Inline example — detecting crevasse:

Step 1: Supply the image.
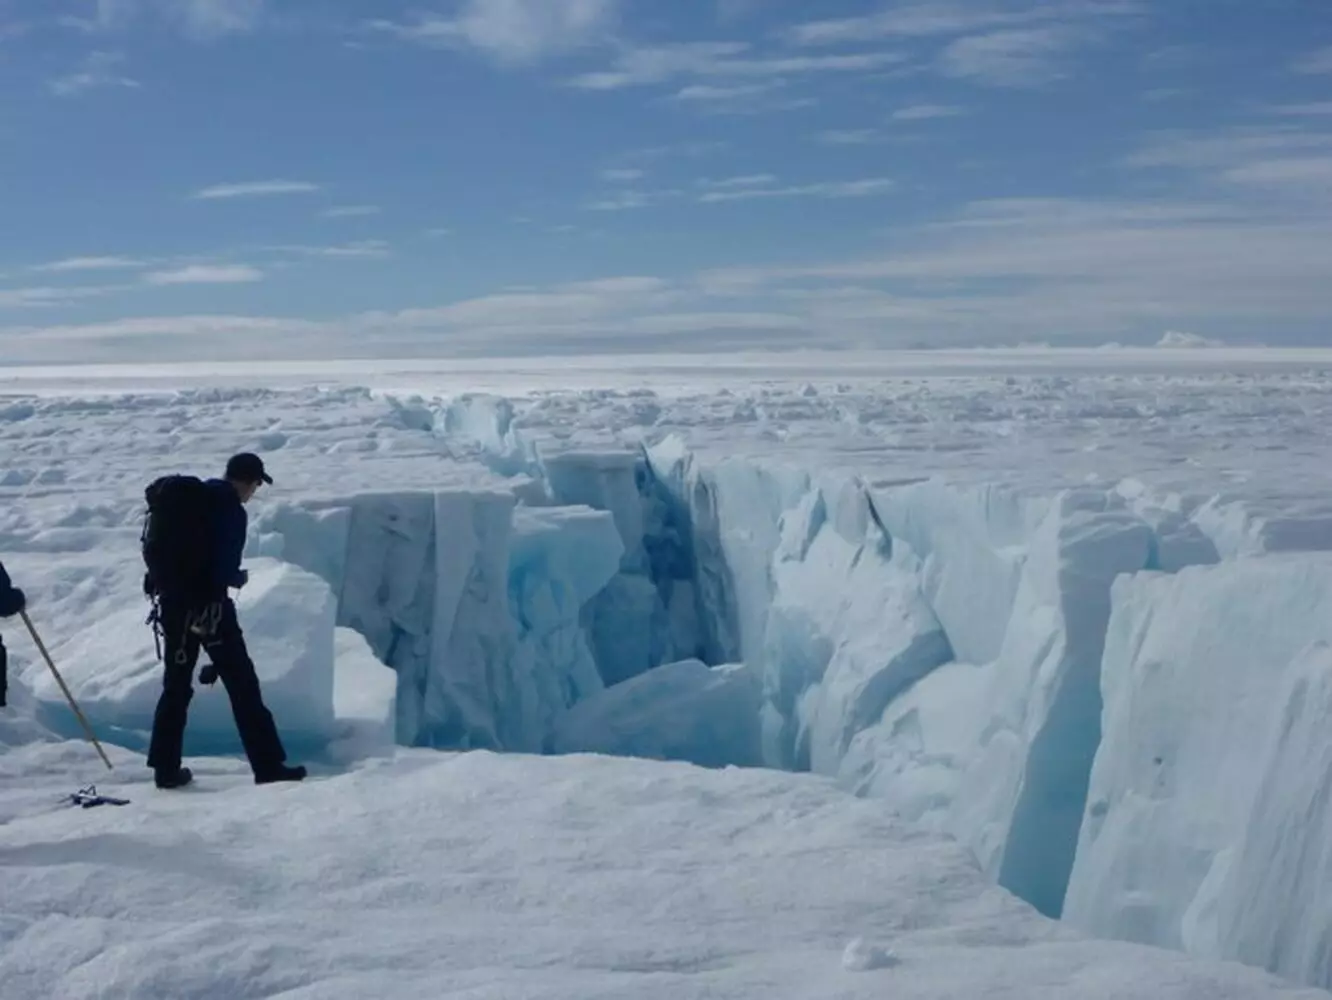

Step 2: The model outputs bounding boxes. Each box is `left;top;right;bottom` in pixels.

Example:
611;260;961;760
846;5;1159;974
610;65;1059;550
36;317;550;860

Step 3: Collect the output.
248;390;1332;993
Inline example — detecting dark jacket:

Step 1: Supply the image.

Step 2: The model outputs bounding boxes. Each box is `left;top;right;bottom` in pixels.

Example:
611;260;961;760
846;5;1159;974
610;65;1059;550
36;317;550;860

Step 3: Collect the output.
204;479;249;595
0;559;25;618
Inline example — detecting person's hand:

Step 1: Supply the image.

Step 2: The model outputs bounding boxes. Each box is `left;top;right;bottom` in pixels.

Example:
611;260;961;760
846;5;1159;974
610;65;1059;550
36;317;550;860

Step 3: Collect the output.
1;588;25;618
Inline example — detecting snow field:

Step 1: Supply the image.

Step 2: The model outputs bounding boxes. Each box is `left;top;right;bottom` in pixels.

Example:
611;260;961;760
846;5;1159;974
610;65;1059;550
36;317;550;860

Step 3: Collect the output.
5;363;1332;993
2;745;1329;1000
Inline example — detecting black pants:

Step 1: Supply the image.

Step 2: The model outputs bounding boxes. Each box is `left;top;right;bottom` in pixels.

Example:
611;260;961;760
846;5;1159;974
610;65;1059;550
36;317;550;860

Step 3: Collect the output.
0;634;7;708
146;598;287;777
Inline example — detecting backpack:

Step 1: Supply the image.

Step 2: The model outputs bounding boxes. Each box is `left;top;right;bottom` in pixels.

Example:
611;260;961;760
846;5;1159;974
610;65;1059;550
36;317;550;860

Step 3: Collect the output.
141;475;217;601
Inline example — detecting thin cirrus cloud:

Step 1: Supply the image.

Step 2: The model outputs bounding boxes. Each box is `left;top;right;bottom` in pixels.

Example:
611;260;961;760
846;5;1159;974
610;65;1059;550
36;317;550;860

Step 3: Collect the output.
81;0;268;40
321;205;382;218
32;256;146;273
569;42;904;91
788;1;1140;44
892;103;967;120
585;174;893;210
0;284;122;308
939;26;1090;86
142;264;265;285
48;50;140;97
367;0;619;65
191;180;322;200
1292;45;1332;75
697;177;895;202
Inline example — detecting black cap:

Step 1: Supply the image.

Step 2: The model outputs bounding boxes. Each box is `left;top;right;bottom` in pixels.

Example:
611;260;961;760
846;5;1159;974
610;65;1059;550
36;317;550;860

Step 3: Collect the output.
225;452;273;485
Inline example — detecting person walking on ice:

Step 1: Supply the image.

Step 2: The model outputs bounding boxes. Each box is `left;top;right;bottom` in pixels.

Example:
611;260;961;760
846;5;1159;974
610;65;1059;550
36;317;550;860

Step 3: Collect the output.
142;453;306;789
0;559;26;708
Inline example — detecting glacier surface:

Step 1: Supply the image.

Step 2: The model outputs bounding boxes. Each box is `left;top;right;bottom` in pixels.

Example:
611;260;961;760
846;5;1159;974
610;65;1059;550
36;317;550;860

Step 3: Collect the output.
6;376;1332;993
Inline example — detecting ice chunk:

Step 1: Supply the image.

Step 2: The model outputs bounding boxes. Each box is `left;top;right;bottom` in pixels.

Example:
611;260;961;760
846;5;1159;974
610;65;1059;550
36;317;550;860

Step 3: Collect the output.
539;450;679;683
764;476;952;774
333;626;396;730
509;504;622;738
581;573;674;686
435;392;536;476
838;659;994;828
876;479;1039;665
422;491;523;750
548;659;762;769
952;491;1154;919
1063;555;1332;969
326;626;398;763
268;489;629;754
1216;641;1332;990
20;557;337;755
319;489;526;750
542;451;645;571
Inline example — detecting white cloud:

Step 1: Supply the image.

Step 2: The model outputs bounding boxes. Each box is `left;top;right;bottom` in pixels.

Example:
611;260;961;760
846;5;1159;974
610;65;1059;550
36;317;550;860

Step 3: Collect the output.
695;191;1332;342
789;1;1139;46
2;275;811;361
91;0;266;39
698;178;895;202
570;42;902;91
321;205;381;218
143;264;264;285
1267;102;1332;117
49;50;139;97
192;180;322;200
816;128;880;145
8;176;1332;357
600;168;644;182
698;174;779;189
673;81;776;102
1293;45;1332;75
940;26;1085;86
33;255;145;273
669;80;816;115
587;173;895;210
585;189;681;211
0;285;119;308
369;0;618;65
892;103;967;120
791;2;1136;87
269;240;391;259
1125;126;1332;195
790;4;1043;45
1222;157;1332;189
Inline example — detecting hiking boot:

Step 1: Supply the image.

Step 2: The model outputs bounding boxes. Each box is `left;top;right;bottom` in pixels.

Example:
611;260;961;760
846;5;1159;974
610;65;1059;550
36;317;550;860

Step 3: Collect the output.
255;764;306;785
155;766;193;790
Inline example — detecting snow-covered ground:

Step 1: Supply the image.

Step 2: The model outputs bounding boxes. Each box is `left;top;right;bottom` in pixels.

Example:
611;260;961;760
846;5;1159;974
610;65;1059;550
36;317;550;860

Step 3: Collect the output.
4;349;1332;997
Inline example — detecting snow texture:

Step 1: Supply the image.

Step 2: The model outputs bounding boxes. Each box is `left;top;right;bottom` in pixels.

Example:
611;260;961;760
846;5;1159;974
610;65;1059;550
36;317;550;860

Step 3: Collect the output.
4;356;1332;993
4;747;1324;1000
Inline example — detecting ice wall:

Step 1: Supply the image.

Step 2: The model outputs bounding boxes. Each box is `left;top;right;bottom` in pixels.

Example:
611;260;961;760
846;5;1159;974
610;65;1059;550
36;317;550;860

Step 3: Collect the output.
645;442;1175;919
264;489;625;752
1063;557;1332;987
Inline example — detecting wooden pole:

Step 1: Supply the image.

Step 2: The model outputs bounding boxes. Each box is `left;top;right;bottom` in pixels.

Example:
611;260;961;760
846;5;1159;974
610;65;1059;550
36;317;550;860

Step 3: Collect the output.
19;610;114;770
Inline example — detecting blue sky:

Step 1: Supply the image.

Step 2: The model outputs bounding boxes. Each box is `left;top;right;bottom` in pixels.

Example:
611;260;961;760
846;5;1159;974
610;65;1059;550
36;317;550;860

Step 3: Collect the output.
1;0;1331;362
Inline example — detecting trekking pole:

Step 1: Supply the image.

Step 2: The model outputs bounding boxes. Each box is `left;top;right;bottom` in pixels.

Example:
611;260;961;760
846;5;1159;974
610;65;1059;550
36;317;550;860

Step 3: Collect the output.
19;610;114;771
